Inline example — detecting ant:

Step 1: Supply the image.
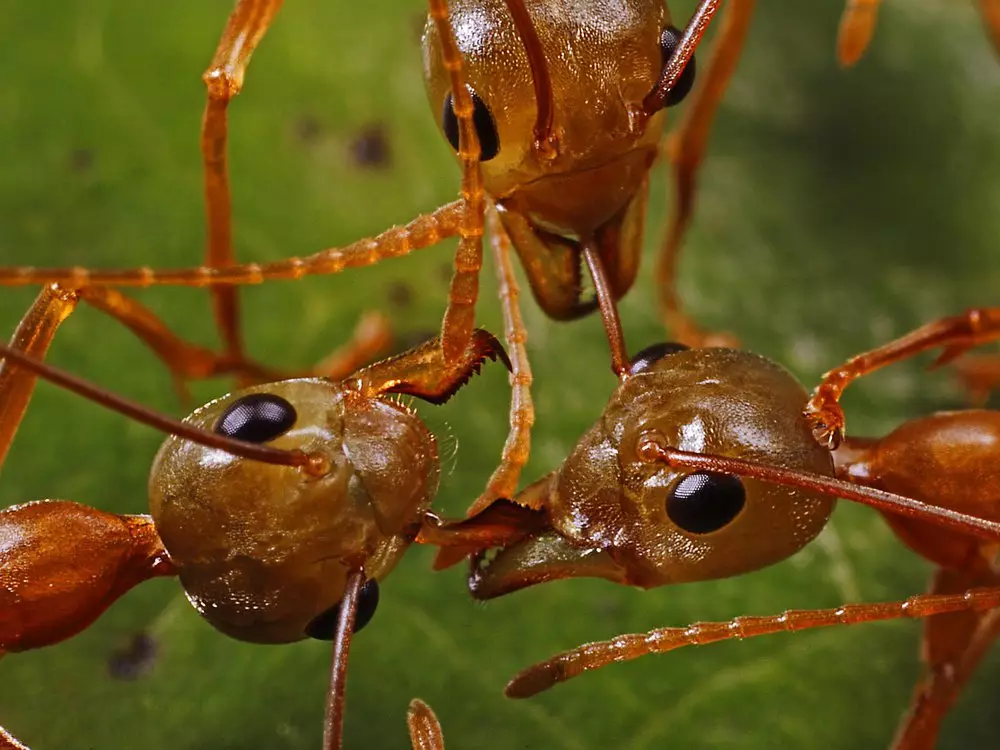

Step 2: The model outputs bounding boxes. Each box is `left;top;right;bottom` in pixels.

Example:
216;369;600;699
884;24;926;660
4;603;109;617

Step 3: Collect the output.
0;285;528;749
430;311;1000;749
0;0;718;515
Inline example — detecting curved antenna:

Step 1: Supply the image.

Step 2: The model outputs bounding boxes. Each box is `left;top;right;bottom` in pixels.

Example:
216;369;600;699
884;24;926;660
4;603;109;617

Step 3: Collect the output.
0;342;322;472
502;0;557;156
642;0;722;115
636;439;1000;543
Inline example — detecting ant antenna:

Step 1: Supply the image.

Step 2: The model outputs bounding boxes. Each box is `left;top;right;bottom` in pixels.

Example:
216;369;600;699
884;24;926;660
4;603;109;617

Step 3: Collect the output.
643;0;722;115
636;439;1000;543
0;342;324;473
502;0;557;156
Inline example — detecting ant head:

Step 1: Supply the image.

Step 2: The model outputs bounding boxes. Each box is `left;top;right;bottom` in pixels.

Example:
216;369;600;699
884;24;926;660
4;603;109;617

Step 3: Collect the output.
148;378;439;643
423;0;689;235
470;347;835;598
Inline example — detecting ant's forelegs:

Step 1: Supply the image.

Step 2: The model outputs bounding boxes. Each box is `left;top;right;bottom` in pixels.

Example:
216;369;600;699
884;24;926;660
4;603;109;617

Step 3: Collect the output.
890;567;1000;750
0;500;175;654
657;0;754;348
202;0;285;380
407;699;446;750
427;0;486;363
805;307;1000;447
837;0;882;67
504;586;1000;699
465;205;535;515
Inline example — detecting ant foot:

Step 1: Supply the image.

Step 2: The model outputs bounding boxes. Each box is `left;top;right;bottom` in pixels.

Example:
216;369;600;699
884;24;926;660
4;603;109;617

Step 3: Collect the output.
803;398;845;451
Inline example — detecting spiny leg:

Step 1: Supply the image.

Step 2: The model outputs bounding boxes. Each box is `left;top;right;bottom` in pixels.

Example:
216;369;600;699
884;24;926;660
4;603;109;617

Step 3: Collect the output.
466;204;535;515
837;0;882;67
428;0;486;362
505;586;1000;699
805;307;1000;447
0;201;463;289
658;0;755;347
407;699;446;750
890;566;1000;750
202;0;285;379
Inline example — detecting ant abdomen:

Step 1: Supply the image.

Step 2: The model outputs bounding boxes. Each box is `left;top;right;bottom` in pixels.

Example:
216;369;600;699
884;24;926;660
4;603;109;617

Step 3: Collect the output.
148;378;439;644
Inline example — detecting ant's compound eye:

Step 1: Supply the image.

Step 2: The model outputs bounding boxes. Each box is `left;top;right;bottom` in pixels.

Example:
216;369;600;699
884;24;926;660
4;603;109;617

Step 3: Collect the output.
214;393;297;443
442;88;500;162
629;342;690;374
667;472;745;534
659;26;697;107
305;580;381;640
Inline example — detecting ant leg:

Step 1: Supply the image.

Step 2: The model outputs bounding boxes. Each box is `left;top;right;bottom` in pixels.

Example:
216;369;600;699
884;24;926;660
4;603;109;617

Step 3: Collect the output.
951;353;1000;405
407;699;446;750
202;0;285;380
322;569;364;750
582;238;630;379
0;726;30;750
466;205;535;514
0;285;76;469
980;0;1000;57
0;500;175;654
889;567;1000;750
427;0;486;362
806;307;1000;447
657;0;754;348
837;0;882;66
0;201;464;289
504;586;1000;699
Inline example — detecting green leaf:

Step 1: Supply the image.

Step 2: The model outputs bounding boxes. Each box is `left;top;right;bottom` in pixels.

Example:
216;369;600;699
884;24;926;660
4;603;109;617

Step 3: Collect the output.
2;2;999;749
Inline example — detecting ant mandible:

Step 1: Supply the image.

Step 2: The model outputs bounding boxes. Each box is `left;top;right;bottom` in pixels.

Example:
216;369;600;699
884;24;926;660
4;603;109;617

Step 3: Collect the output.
0;0;718;515
432;311;1000;749
0;285;527;750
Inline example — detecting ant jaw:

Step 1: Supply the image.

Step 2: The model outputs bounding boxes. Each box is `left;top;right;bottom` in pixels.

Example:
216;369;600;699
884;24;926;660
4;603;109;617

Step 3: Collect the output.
468;529;626;600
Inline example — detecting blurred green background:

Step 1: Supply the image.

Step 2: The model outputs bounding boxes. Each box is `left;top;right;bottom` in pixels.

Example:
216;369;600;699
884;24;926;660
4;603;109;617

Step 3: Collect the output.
2;1;1000;748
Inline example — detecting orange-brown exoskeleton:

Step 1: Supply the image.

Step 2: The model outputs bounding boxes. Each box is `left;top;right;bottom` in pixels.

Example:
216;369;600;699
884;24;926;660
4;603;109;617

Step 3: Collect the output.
836;0;1000;68
433;315;1000;750
0;0;718;515
0;289;511;749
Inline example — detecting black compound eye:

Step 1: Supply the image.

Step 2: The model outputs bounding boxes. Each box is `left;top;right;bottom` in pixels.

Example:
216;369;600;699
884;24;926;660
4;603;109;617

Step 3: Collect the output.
214;393;297;443
629;342;690;374
305;580;381;640
442;88;500;161
667;472;745;534
659;26;697;107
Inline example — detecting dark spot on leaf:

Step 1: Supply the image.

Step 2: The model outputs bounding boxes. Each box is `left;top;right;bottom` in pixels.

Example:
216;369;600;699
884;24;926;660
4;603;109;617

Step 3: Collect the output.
349;124;391;169
68;148;94;174
107;632;158;680
386;280;415;310
294;115;323;146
